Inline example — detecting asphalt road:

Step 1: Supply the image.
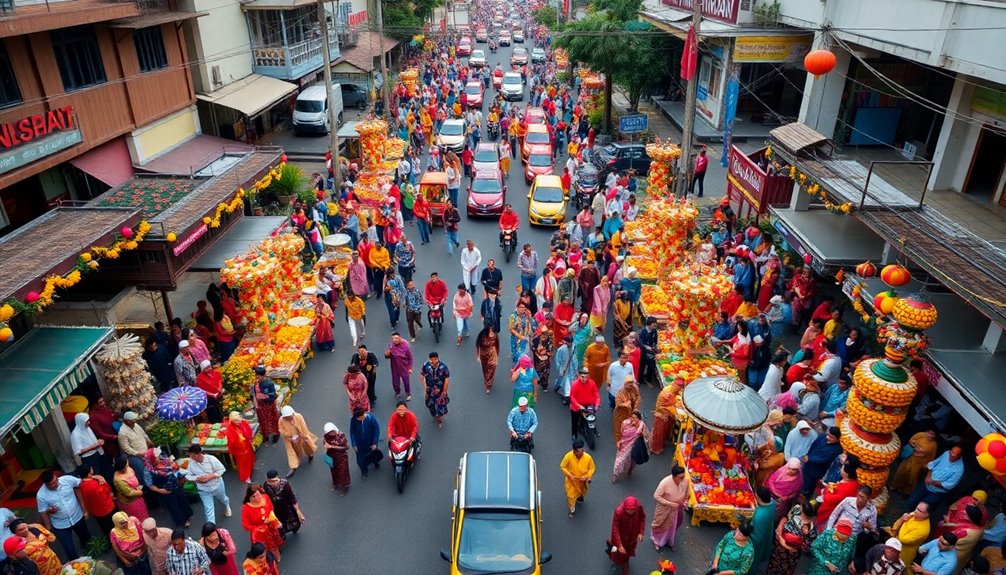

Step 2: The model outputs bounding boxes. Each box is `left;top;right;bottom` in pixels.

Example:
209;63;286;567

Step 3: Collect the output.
194;20;737;575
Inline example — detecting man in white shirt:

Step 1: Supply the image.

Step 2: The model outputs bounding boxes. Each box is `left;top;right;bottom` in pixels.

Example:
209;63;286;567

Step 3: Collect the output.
813;339;842;391
183;445;230;524
397;158;411;186
606;350;636;409
460;240;482;293
36;469;91;559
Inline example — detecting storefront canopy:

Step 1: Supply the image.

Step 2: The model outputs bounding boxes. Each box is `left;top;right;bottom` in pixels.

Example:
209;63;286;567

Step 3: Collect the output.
769;207;884;269
196;75;297;118
189;216;287;272
69;138;136;187
0;327;111;437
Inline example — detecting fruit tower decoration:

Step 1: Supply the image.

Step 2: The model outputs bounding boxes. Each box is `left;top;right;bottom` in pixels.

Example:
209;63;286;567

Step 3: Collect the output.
625;197;698;269
219;233;307;337
644;138;683;196
399;68;419;98
355;116;389;168
840;264;938;494
664;263;735;353
93;334;158;427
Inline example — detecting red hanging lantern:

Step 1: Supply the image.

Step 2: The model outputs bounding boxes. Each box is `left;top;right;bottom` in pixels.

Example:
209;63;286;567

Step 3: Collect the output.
804;49;837;77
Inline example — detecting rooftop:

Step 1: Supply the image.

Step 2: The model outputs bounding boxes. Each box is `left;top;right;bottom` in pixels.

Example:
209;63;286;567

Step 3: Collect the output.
461;451;533;510
0;0;139;37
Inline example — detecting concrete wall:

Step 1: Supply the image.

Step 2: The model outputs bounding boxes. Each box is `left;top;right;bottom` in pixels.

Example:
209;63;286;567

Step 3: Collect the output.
777;0;1006;86
180;0;254;95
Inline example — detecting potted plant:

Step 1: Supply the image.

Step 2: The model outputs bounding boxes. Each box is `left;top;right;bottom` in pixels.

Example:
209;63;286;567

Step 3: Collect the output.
147;419;189;456
269;164;307;205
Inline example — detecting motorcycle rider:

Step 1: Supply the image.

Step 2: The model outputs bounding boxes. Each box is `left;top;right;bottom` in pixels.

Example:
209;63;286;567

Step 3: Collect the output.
569;367;600;442
507;396;538;450
424;272;449;333
498;204;520;247
387;399;420;446
487;108;500;140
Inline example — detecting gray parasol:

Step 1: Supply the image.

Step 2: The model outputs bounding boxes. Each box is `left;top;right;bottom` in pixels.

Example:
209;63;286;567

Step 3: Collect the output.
681;376;770;434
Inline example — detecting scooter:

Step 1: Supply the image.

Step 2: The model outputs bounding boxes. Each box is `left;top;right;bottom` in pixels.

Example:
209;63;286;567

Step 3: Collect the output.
487;121;500;141
428;303;444;342
579;405;599;450
574;181;597;211
500;227;517;262
510;434;534;453
388;436;421;493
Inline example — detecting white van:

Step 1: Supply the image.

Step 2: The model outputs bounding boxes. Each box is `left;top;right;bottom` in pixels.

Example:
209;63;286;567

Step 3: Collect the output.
293;84;344;135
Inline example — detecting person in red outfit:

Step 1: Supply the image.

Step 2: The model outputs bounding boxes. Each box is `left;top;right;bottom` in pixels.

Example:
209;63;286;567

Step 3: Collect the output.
76;463;117;535
196;360;224;423
424;272;449;306
88;396;120;460
569;367;601;440
607;496;647;574
387;401;419;441
227;411;256;484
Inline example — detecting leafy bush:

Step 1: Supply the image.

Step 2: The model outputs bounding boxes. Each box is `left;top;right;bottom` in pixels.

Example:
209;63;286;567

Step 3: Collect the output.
148;420;188;449
268;164;308;201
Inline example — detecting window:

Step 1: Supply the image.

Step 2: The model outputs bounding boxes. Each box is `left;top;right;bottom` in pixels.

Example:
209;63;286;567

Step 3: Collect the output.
0;44;21;108
134;27;168;72
51;26;107;91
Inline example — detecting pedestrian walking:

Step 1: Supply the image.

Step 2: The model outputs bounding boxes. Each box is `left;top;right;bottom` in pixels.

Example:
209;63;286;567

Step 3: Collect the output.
421;352;451;428
349;408;383;479
531;324;553;391
141;518;172;575
313;294;335;352
475;326;500;394
402;279;424;341
480;287;503;333
343;364;370;414
510;355;539;408
143;448;194;529
240;542;277;575
277;406;317;478
710;522;756;575
183;445;230;525
239;485;283;563
385;332;414;400
444;204;461;255
225;412;255;484
517;244;539;294
751;486;778;573
35;470;92;561
554;335;575;398
384;270;404;328
348;251;369;301
651;466;688;551
765;502;817;575
584;335;610;391
165;529;211;575
198;523;239;575
350;345;380;406
114;455;150;521
612;411;647;483
323;423;351;494
251;367;280;445
807;520;856;575
343;291;366;347
452;284;474;344
560;439;595;518
369;241;391;299
460;240;481;293
262;470;305;537
607;496;647;575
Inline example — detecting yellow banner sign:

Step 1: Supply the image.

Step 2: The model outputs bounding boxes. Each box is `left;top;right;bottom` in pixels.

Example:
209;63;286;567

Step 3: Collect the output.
734;35;811;63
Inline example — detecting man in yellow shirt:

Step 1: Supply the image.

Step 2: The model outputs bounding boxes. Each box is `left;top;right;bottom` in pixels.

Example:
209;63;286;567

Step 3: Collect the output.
368;240;391;299
344;292;367;346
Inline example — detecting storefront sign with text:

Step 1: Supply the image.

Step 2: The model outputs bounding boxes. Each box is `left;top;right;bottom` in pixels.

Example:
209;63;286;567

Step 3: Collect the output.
173;224;208;256
0;129;82;175
0;107;77;151
660;0;739;24
733;35;811;63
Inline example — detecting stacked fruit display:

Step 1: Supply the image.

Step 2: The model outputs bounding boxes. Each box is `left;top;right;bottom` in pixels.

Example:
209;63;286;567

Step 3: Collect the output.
355;116;389;168
400;68;419;97
663;263;734;352
624;198;698;269
220;233;307;335
644;138;683;196
93;335;158;427
685;425;755;509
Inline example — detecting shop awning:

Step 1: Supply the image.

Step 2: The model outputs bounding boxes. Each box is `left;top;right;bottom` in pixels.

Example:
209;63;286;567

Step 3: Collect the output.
769;207;884;269
0;327;112;437
196;75;297;118
139;135;253;176
69;138;135;187
189;216;288;271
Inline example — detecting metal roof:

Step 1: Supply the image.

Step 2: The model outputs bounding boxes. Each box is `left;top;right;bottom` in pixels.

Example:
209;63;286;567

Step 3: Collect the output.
460;452;534;510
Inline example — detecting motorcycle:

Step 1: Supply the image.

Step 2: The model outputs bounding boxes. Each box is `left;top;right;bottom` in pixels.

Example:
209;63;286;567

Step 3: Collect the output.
487;121;500;141
510;434;534;453
388;436;421;493
579;405;599;450
500;228;517;262
574;183;596;211
428;303;444;343
492;73;503;91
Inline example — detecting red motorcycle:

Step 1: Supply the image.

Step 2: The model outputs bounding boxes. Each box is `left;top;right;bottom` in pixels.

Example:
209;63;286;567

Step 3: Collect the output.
388;435;421;493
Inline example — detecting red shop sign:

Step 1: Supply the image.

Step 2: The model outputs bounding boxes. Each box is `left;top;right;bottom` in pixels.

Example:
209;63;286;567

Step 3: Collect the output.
660;0;739;24
173;224;208;256
0;107;76;151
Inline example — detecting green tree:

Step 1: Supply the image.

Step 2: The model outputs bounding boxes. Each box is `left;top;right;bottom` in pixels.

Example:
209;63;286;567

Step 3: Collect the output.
554;13;631;134
591;0;642;23
380;0;443;38
613;22;672;111
533;5;558;27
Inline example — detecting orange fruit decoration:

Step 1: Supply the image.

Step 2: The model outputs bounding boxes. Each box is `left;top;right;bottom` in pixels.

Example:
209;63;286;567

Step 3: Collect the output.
880;264;912;287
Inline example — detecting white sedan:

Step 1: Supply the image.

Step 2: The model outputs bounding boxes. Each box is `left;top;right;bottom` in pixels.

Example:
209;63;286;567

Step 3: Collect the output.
469;49;487;68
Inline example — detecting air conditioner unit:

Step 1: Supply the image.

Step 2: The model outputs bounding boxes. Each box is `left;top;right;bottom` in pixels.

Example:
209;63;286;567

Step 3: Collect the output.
338;31;358;47
211;65;221;86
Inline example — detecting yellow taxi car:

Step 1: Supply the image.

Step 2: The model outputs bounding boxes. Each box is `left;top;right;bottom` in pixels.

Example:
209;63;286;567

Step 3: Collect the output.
526;174;567;226
440;451;552;574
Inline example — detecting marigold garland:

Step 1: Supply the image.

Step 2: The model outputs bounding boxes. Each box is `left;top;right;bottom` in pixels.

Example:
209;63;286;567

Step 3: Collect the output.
764;146;853;214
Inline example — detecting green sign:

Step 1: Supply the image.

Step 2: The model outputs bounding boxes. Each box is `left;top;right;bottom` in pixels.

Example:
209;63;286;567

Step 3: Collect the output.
972;86;1006;119
0;129;82;175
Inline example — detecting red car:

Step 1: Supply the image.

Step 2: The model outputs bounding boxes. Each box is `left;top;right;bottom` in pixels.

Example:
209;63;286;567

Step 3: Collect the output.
457;38;473;56
522;106;547;128
464;81;484;109
467;168;507;217
524;144;554;184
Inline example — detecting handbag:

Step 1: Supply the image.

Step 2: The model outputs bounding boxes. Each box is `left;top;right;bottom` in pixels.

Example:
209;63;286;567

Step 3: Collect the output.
630;434;650;465
323;453;335;468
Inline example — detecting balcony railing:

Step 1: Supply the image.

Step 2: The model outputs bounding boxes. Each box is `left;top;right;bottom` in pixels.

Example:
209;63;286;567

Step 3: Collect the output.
252;26;341;81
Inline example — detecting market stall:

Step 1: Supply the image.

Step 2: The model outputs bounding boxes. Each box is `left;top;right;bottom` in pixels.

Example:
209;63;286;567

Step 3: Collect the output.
676;376;768;526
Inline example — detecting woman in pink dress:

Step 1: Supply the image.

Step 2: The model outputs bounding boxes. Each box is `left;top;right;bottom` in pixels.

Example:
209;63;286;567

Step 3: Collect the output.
612;411;648;483
590;276;611;330
343;365;370;413
314;294;335;352
113;455;149;521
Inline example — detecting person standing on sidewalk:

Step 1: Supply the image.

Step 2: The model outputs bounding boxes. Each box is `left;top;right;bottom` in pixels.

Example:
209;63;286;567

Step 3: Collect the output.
183;445;230;524
690;148;708;197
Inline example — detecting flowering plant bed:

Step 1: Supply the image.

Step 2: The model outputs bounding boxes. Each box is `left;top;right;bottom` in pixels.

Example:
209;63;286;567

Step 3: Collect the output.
94;179;198;217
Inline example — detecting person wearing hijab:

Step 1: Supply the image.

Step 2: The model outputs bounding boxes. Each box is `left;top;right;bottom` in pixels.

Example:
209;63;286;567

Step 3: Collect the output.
651;466;688;551
767;457;805;510
323;423;351;494
808;519;857;575
784;420;818;460
70;413;109;481
650;378;682;455
936;490;989;538
226;412;255;484
277;405;318;478
109;512;151;575
608;496;646;574
510;355;539;408
143;448;193;528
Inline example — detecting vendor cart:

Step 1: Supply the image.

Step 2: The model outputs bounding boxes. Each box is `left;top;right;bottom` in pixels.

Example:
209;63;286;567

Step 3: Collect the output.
337;121;362;165
420;171;450;226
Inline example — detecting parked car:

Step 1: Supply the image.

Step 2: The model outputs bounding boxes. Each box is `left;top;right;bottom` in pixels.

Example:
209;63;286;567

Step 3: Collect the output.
473;142;501;173
440;452;552;574
293;84;343;135
464;81;484;109
591;142;653;177
511;46;528;66
499;30;512;46
527;175;567;226
524;144;555;184
437;119;467;153
340;83;368;110
501;72;523;101
466;169;507;217
531;48;546;63
513;29;525;43
469;49;487;68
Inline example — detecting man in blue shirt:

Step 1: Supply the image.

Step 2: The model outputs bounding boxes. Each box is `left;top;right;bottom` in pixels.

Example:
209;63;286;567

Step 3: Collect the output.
712;311;736;343
819;374;852;428
507;396;538;450
908;445;965;510
349;407;382;478
914;532;958;575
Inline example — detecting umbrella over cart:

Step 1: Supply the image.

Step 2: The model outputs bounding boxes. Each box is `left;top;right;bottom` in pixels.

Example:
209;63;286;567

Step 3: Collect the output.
156;386;208;421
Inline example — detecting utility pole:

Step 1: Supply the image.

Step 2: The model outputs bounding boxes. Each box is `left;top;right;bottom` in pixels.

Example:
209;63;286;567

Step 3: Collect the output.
376;0;391;118
318;0;342;187
676;0;701;198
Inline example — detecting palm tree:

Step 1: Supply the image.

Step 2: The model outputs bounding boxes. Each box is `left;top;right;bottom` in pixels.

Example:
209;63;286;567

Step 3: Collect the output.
555;13;631;135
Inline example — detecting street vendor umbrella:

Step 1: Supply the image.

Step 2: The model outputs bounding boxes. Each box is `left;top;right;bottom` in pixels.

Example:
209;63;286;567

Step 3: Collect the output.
156;386;208;421
681;376;769;434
